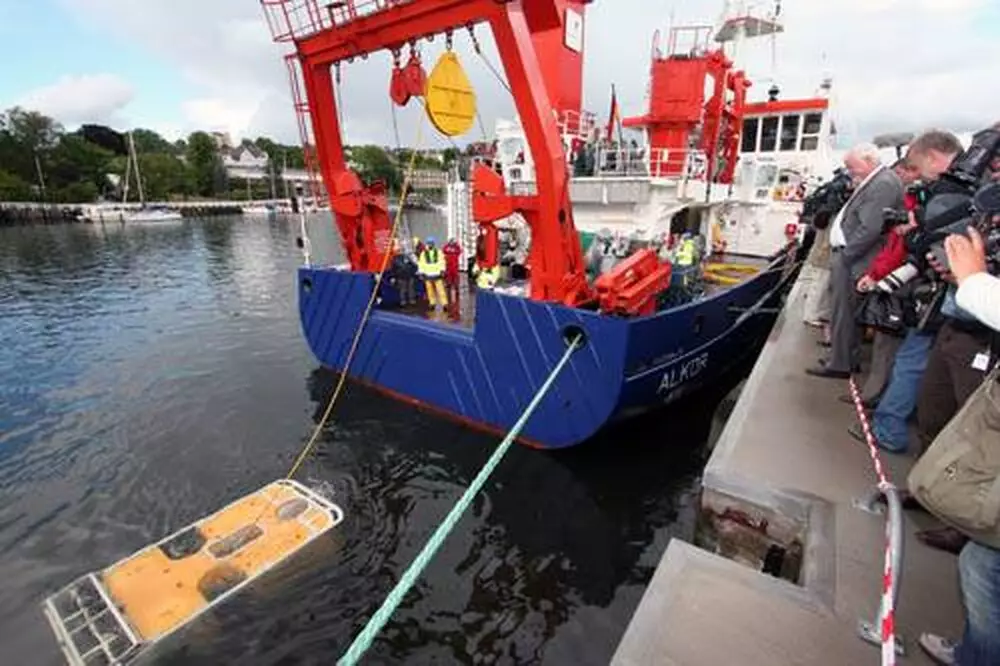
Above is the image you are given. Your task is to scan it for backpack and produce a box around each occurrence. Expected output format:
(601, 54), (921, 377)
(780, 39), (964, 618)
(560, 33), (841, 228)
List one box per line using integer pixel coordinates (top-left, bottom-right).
(908, 364), (1000, 549)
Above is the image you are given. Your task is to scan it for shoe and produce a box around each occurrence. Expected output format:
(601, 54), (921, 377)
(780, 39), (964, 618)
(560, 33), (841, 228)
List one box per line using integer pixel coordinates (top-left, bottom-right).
(806, 366), (851, 379)
(838, 394), (877, 409)
(876, 490), (927, 512)
(917, 527), (968, 555)
(919, 633), (957, 666)
(848, 424), (904, 452)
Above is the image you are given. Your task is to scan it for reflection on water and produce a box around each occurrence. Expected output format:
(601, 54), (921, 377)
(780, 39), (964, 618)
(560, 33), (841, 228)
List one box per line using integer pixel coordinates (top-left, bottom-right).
(0, 214), (742, 665)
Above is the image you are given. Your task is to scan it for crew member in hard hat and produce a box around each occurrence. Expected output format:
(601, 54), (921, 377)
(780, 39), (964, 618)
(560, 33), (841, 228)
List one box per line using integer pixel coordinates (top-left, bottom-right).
(417, 236), (448, 314)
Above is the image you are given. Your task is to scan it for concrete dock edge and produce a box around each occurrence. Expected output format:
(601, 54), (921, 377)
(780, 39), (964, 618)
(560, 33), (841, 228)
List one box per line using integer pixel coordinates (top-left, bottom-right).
(612, 278), (964, 665)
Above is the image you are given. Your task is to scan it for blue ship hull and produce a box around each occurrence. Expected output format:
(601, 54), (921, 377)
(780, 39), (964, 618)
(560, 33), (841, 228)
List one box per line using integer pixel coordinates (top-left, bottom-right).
(299, 257), (795, 449)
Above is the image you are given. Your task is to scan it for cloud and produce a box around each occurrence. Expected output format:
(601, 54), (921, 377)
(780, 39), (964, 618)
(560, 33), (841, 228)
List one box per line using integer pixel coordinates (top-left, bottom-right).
(58, 0), (1000, 147)
(16, 73), (135, 127)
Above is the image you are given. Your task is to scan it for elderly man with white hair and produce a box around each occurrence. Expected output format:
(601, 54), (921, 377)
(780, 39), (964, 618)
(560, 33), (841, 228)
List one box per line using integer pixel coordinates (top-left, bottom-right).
(807, 143), (904, 378)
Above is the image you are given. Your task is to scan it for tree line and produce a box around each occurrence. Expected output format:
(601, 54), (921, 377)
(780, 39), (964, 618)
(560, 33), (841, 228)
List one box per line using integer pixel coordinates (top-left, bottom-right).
(0, 106), (462, 204)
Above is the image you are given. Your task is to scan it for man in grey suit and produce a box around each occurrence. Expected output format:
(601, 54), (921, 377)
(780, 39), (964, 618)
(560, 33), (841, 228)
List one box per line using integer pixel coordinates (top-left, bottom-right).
(807, 144), (904, 378)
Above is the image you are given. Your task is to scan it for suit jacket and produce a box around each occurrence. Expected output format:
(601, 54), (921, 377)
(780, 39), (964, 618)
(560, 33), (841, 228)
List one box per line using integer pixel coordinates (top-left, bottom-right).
(837, 167), (904, 279)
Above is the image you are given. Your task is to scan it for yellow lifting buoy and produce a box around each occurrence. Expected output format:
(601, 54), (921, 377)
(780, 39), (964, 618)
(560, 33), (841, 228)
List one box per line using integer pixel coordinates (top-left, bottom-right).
(424, 51), (477, 137)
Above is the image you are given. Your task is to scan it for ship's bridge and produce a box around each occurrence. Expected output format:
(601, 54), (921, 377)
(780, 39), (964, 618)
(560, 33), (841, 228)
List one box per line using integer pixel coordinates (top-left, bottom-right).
(736, 95), (837, 188)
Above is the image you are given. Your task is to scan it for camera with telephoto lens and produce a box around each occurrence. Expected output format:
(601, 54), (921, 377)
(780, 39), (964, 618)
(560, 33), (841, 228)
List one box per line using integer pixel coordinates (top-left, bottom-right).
(800, 167), (853, 230)
(876, 127), (1000, 294)
(882, 183), (931, 229)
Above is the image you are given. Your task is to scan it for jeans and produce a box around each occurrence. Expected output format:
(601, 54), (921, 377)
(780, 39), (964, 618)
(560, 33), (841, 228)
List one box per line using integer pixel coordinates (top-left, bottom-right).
(871, 329), (933, 451)
(957, 541), (1000, 665)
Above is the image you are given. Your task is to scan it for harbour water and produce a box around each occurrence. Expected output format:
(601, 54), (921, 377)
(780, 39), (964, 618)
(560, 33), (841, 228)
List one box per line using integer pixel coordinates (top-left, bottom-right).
(0, 214), (744, 665)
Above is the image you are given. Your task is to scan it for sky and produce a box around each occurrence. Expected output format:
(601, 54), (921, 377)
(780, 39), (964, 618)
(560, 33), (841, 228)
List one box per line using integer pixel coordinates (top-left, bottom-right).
(1, 0), (998, 149)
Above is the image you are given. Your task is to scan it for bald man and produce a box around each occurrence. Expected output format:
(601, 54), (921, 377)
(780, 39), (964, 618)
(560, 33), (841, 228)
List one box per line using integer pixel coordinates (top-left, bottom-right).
(807, 143), (904, 378)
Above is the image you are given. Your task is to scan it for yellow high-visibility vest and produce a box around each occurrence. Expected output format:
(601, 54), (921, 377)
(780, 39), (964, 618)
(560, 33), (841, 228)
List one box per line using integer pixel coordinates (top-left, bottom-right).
(418, 248), (445, 277)
(676, 239), (696, 267)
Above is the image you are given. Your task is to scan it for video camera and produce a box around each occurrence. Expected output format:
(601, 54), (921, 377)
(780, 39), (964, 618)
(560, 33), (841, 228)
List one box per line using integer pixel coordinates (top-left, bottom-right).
(877, 127), (1000, 293)
(800, 167), (853, 230)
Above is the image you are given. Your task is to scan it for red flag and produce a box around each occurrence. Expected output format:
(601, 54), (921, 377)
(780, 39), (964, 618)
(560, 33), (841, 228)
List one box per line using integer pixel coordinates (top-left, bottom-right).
(606, 84), (620, 141)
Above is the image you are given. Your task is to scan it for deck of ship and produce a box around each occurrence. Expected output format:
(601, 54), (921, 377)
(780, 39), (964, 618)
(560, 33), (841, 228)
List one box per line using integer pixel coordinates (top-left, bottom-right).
(612, 278), (964, 666)
(380, 253), (775, 329)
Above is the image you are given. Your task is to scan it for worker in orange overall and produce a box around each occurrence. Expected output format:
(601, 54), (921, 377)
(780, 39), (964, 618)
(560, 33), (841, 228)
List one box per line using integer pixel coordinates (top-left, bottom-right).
(417, 236), (448, 314)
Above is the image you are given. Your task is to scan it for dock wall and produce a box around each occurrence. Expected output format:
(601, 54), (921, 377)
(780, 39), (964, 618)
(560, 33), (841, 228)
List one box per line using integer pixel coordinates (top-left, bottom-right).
(612, 279), (964, 665)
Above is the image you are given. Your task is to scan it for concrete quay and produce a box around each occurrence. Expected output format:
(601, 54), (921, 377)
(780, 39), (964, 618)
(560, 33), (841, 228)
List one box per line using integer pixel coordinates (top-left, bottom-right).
(613, 280), (964, 665)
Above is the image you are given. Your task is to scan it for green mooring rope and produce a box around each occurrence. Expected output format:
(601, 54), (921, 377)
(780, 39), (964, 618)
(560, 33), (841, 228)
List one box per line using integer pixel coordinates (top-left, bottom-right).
(337, 335), (583, 666)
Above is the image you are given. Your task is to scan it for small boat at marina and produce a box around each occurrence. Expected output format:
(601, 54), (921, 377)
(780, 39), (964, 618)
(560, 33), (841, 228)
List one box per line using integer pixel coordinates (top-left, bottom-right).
(119, 131), (183, 223)
(121, 205), (184, 224)
(261, 0), (819, 450)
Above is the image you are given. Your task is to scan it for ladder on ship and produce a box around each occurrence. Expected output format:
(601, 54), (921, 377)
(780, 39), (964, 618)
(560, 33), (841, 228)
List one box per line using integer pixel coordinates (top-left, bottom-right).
(446, 171), (475, 263)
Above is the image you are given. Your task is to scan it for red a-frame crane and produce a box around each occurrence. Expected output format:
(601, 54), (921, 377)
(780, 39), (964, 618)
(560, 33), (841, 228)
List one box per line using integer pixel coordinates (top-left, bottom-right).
(261, 0), (593, 306)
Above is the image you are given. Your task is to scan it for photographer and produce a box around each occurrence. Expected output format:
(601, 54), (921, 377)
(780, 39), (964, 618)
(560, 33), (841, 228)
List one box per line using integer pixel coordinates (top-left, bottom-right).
(850, 158), (923, 407)
(917, 220), (1000, 666)
(950, 226), (1000, 331)
(850, 134), (964, 451)
(915, 143), (1000, 456)
(801, 171), (852, 330)
(807, 144), (903, 379)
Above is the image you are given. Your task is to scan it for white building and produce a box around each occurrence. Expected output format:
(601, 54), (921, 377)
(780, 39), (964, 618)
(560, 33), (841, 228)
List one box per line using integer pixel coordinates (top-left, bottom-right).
(222, 144), (271, 180)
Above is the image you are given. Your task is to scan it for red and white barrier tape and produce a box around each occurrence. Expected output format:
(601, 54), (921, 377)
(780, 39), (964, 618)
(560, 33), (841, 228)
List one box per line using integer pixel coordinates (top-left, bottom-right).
(848, 378), (898, 666)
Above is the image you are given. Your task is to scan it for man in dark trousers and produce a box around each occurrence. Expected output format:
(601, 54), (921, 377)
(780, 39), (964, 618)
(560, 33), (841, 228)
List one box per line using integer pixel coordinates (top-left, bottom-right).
(807, 143), (904, 379)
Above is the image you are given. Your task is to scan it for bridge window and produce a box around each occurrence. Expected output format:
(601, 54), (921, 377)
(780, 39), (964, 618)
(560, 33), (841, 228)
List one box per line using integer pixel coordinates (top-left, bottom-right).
(800, 112), (823, 151)
(741, 118), (759, 153)
(779, 115), (800, 151)
(759, 116), (779, 152)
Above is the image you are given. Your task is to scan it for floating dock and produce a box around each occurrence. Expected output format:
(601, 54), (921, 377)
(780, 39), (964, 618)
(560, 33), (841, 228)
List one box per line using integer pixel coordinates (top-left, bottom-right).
(43, 480), (343, 666)
(613, 280), (964, 665)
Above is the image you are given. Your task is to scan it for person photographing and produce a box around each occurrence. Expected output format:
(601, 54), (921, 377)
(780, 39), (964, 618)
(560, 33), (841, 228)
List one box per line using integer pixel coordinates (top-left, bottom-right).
(914, 216), (1000, 666)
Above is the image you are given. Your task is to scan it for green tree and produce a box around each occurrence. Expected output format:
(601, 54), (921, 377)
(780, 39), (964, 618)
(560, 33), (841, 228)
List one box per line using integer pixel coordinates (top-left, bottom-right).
(132, 128), (176, 156)
(47, 134), (114, 201)
(0, 169), (31, 201)
(186, 131), (222, 197)
(77, 124), (127, 155)
(351, 144), (400, 192)
(0, 107), (62, 189)
(138, 153), (194, 201)
(253, 136), (284, 176)
(441, 147), (459, 171)
(285, 144), (306, 169)
(56, 181), (99, 204)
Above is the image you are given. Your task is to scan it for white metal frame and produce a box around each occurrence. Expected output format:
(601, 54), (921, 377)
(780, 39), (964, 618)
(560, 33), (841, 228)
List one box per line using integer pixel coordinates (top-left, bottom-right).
(42, 479), (344, 666)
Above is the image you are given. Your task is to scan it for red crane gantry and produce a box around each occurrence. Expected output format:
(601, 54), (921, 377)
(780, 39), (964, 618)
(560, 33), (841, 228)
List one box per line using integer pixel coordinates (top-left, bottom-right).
(261, 0), (593, 306)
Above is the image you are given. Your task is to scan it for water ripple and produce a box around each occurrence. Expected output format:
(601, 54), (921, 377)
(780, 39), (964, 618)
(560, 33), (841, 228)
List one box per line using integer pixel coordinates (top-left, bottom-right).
(0, 215), (738, 666)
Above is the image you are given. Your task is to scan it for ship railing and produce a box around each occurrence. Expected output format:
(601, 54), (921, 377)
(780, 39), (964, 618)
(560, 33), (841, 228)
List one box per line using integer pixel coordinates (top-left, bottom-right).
(261, 0), (326, 42)
(261, 0), (416, 43)
(590, 147), (708, 180)
(664, 24), (714, 58)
